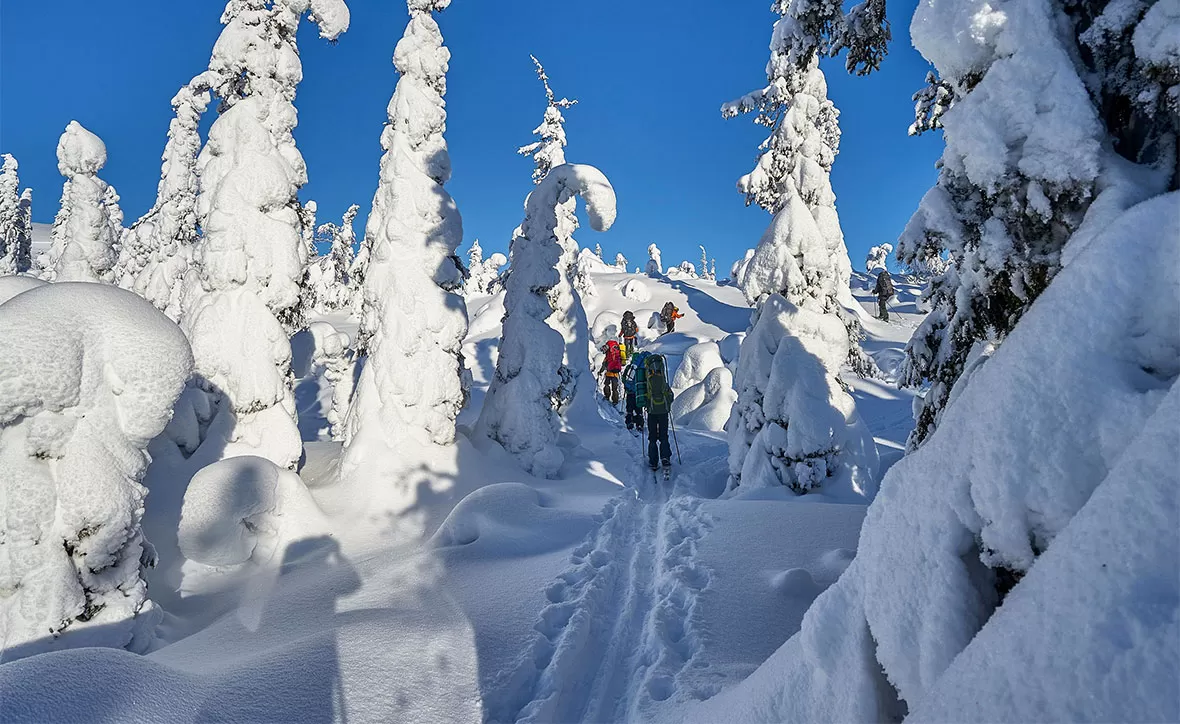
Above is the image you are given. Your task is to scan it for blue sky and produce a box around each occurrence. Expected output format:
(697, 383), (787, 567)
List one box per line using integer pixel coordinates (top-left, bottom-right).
(0, 1), (942, 274)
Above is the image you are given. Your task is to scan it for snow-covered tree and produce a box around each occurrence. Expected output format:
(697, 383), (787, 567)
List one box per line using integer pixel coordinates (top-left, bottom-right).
(180, 0), (349, 469)
(41, 122), (123, 283)
(670, 260), (698, 278)
(699, 244), (713, 280)
(119, 79), (214, 319)
(476, 164), (616, 478)
(321, 203), (357, 304)
(710, 258), (716, 280)
(865, 243), (892, 273)
(340, 0), (467, 487)
(645, 242), (662, 276)
(594, 242), (603, 259)
(0, 154), (30, 275)
(346, 229), (371, 313)
(0, 284), (192, 657)
(898, 0), (1178, 450)
(614, 251), (627, 270)
(723, 3), (879, 378)
(466, 239), (507, 296)
(516, 56), (594, 414)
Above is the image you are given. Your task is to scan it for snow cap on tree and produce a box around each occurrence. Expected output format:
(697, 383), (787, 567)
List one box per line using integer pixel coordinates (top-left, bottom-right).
(476, 164), (616, 478)
(340, 0), (468, 495)
(615, 251), (627, 270)
(43, 122), (123, 283)
(866, 243), (892, 273)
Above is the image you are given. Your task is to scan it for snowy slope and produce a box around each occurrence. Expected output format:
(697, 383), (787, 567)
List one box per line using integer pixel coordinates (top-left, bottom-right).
(0, 263), (928, 722)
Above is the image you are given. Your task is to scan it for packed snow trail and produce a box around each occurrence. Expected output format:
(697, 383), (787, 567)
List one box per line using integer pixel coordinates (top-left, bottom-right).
(488, 400), (713, 723)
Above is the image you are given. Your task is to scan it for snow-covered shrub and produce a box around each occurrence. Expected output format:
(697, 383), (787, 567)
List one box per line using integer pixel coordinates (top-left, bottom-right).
(0, 284), (193, 657)
(671, 366), (737, 432)
(181, 0), (348, 469)
(865, 243), (891, 273)
(726, 294), (878, 499)
(645, 243), (662, 276)
(341, 0), (467, 492)
(0, 275), (47, 306)
(41, 122), (123, 283)
(672, 340), (724, 390)
(898, 0), (1177, 450)
(618, 278), (650, 303)
(178, 456), (328, 571)
(476, 164), (616, 478)
(125, 80), (213, 319)
(0, 154), (32, 275)
(667, 260), (698, 279)
(689, 191), (1180, 724)
(614, 252), (627, 270)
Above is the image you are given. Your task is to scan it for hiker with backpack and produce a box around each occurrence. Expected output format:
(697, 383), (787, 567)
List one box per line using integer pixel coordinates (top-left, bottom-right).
(599, 339), (624, 405)
(873, 270), (895, 321)
(620, 310), (639, 353)
(639, 353), (675, 474)
(621, 350), (648, 434)
(660, 301), (684, 335)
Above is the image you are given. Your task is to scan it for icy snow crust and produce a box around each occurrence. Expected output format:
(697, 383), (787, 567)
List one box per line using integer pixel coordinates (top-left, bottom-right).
(0, 284), (193, 657)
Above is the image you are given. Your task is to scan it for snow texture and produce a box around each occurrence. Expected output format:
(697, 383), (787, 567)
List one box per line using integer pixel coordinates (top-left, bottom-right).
(0, 275), (47, 307)
(0, 284), (192, 658)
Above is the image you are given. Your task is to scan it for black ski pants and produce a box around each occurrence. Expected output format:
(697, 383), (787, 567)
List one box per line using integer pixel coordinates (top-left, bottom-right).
(603, 375), (620, 405)
(648, 412), (671, 467)
(625, 392), (644, 431)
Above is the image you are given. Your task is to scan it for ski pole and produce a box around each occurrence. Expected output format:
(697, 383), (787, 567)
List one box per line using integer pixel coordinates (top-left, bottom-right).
(669, 412), (683, 465)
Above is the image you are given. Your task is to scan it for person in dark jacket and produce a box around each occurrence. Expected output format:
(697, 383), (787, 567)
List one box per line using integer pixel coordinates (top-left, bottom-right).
(641, 353), (675, 470)
(659, 301), (684, 334)
(873, 270), (895, 321)
(621, 352), (648, 433)
(620, 310), (639, 353)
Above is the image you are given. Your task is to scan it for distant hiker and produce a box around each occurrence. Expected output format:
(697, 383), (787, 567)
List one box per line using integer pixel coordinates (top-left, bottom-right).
(600, 340), (623, 405)
(622, 351), (649, 433)
(640, 353), (675, 471)
(620, 310), (639, 352)
(659, 301), (684, 334)
(873, 270), (895, 321)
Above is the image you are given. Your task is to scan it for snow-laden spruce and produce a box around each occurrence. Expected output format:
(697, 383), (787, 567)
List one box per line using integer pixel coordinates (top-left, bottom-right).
(179, 0), (348, 469)
(41, 122), (124, 283)
(303, 204), (358, 312)
(515, 56), (599, 415)
(0, 284), (192, 659)
(645, 242), (662, 276)
(341, 0), (468, 492)
(476, 164), (616, 478)
(465, 239), (507, 296)
(723, 1), (880, 378)
(898, 0), (1178, 450)
(614, 251), (627, 271)
(122, 79), (213, 319)
(0, 154), (33, 275)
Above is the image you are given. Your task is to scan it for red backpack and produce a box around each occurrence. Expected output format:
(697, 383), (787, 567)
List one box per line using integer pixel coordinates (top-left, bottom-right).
(605, 341), (623, 373)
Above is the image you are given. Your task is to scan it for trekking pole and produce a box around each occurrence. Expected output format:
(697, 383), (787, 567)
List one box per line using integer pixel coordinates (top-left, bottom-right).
(669, 413), (683, 465)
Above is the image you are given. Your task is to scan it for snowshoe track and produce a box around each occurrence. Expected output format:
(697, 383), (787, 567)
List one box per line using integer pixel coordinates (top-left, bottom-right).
(489, 402), (713, 723)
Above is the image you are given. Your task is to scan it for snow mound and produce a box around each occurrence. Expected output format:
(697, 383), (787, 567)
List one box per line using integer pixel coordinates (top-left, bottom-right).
(429, 483), (596, 556)
(672, 366), (737, 431)
(0, 283), (193, 657)
(591, 310), (622, 345)
(0, 275), (47, 306)
(671, 340), (724, 390)
(179, 456), (328, 568)
(618, 278), (651, 303)
(687, 191), (1180, 723)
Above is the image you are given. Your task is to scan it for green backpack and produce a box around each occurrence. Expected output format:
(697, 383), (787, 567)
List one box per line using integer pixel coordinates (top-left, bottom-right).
(644, 353), (671, 414)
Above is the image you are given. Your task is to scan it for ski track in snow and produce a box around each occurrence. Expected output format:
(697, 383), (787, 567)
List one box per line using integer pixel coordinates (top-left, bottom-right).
(489, 400), (714, 724)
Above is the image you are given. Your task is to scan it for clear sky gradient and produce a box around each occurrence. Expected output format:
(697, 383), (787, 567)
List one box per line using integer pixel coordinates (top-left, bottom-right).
(0, 1), (943, 274)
